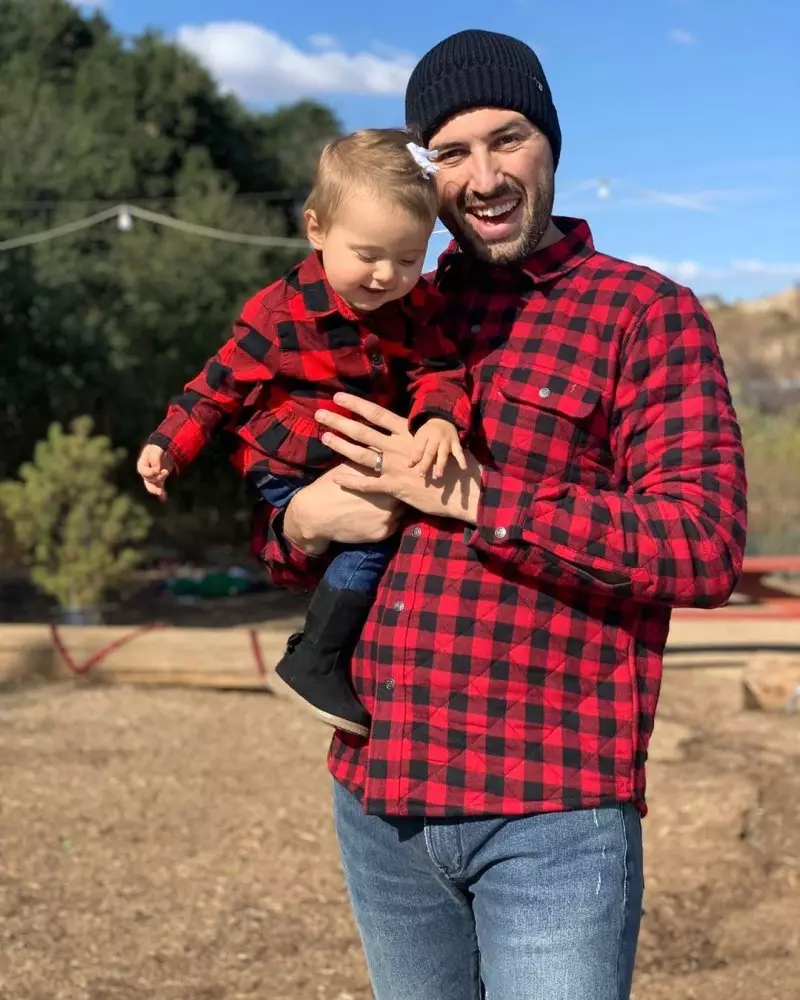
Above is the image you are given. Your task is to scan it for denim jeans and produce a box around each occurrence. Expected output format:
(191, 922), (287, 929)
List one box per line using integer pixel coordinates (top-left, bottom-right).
(253, 472), (394, 595)
(333, 779), (643, 1000)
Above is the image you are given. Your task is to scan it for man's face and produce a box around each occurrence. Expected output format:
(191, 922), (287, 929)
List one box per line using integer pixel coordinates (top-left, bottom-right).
(428, 108), (555, 265)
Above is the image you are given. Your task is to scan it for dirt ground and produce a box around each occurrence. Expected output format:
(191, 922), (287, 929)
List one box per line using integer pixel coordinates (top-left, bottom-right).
(1, 654), (799, 999)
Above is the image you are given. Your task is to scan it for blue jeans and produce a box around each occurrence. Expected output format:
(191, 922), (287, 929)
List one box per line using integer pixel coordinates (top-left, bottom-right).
(254, 473), (393, 594)
(333, 780), (643, 1000)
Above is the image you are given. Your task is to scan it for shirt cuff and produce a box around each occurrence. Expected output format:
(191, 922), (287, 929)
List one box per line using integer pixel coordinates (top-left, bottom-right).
(147, 432), (191, 473)
(467, 467), (642, 594)
(263, 506), (329, 590)
(466, 466), (533, 564)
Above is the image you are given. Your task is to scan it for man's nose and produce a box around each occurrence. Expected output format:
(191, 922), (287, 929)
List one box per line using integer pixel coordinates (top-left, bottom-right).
(467, 149), (504, 196)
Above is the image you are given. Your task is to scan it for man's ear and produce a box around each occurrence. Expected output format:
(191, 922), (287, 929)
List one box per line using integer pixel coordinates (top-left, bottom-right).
(305, 209), (325, 250)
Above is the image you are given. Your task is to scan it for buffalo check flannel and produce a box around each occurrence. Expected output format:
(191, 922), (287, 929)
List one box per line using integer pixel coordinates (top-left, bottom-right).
(255, 217), (747, 818)
(148, 251), (472, 478)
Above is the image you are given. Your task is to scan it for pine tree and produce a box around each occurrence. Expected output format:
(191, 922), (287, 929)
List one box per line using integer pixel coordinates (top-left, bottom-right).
(0, 417), (151, 614)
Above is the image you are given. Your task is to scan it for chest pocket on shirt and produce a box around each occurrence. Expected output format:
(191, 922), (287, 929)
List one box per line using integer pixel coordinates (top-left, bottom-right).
(479, 364), (602, 484)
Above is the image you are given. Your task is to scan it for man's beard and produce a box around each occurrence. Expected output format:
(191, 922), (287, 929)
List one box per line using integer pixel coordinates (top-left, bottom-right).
(442, 175), (555, 265)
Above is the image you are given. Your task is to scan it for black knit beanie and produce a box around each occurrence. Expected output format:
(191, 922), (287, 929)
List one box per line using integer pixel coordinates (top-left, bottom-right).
(405, 29), (562, 169)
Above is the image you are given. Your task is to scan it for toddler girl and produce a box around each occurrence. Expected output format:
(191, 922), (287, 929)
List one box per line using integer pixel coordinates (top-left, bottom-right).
(138, 129), (471, 737)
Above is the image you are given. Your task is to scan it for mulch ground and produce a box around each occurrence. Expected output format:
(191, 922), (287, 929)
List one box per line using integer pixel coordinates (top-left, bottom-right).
(0, 612), (798, 999)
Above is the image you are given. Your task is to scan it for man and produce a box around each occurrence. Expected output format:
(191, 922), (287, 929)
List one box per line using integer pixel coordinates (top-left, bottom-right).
(255, 29), (747, 1000)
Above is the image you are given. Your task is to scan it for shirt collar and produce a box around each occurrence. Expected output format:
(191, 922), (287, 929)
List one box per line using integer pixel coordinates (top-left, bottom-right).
(288, 249), (440, 324)
(288, 250), (359, 320)
(435, 216), (596, 288)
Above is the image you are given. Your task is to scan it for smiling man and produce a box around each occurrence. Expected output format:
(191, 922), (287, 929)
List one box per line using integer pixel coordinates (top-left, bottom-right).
(255, 29), (747, 1000)
(426, 117), (557, 264)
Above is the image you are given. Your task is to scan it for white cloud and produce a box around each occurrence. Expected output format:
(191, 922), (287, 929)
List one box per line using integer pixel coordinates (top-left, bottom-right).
(635, 187), (715, 212)
(668, 29), (698, 45)
(177, 22), (415, 100)
(370, 42), (415, 61)
(630, 256), (706, 281)
(308, 34), (339, 51)
(629, 255), (800, 282)
(633, 185), (770, 213)
(729, 259), (800, 278)
(557, 178), (772, 215)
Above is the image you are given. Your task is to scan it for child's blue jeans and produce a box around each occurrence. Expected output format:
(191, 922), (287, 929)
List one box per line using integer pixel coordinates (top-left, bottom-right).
(253, 473), (395, 595)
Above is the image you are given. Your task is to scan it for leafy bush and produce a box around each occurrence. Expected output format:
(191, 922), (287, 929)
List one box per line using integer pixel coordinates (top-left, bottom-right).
(0, 417), (151, 612)
(737, 405), (800, 553)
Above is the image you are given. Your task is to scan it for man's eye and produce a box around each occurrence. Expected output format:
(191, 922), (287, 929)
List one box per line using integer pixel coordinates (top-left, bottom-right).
(497, 133), (522, 147)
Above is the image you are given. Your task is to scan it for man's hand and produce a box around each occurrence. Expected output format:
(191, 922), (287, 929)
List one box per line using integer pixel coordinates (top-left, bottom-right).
(316, 393), (482, 525)
(136, 444), (175, 501)
(283, 465), (404, 556)
(410, 417), (467, 479)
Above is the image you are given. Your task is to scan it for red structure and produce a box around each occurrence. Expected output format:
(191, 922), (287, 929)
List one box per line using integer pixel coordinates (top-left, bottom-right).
(673, 555), (800, 619)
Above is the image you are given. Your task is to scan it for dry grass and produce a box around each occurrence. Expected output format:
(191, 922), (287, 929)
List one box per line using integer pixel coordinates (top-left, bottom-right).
(0, 662), (798, 1000)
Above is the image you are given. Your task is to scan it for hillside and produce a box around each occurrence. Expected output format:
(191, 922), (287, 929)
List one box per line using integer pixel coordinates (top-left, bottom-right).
(703, 286), (800, 406)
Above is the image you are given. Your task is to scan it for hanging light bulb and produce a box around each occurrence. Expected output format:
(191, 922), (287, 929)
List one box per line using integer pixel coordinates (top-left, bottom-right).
(117, 206), (133, 232)
(596, 178), (611, 200)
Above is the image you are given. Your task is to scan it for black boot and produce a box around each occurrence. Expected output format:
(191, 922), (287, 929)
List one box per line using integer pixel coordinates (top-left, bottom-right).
(274, 580), (372, 737)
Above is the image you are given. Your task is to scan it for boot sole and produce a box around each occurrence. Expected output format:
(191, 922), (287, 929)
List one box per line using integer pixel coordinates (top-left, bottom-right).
(271, 670), (370, 739)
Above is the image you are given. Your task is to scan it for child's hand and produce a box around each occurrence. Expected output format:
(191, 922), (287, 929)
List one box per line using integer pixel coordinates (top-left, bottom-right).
(409, 418), (467, 480)
(136, 444), (175, 501)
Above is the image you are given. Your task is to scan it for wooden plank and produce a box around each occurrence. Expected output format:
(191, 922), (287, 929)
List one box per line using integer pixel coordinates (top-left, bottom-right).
(740, 555), (800, 573)
(0, 646), (767, 678)
(0, 636), (294, 670)
(667, 616), (800, 645)
(663, 650), (753, 669)
(0, 621), (303, 687)
(78, 669), (272, 690)
(0, 621), (304, 649)
(0, 641), (291, 675)
(1, 613), (799, 690)
(672, 603), (800, 619)
(0, 625), (52, 650)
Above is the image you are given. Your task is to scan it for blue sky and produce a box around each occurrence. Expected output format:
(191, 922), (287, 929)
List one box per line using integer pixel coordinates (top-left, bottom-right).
(82, 0), (799, 301)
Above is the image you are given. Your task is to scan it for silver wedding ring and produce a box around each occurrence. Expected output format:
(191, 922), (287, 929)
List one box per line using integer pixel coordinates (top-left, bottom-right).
(373, 450), (384, 474)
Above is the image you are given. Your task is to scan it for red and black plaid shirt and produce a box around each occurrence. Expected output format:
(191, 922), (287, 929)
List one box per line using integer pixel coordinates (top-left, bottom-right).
(255, 218), (747, 818)
(148, 251), (471, 478)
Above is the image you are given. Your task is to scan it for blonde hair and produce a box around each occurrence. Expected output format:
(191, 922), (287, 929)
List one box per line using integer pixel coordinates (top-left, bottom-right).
(305, 128), (439, 232)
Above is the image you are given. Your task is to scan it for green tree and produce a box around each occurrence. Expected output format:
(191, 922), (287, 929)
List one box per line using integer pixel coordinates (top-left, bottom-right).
(737, 405), (800, 553)
(0, 417), (151, 613)
(0, 0), (340, 549)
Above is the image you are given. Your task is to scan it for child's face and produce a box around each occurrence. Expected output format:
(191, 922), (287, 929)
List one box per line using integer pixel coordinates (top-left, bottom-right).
(307, 192), (433, 313)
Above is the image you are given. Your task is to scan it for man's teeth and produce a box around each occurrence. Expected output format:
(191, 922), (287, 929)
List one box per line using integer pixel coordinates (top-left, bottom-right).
(470, 201), (519, 218)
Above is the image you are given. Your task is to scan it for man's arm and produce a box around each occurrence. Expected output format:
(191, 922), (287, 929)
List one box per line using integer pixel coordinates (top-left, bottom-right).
(148, 295), (281, 471)
(253, 467), (405, 591)
(467, 288), (747, 607)
(317, 287), (746, 609)
(251, 502), (331, 592)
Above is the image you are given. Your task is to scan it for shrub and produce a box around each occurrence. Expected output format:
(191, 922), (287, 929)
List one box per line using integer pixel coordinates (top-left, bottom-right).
(0, 417), (151, 613)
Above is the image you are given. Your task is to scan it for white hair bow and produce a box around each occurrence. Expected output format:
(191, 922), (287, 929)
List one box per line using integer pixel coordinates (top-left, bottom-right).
(406, 142), (439, 178)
